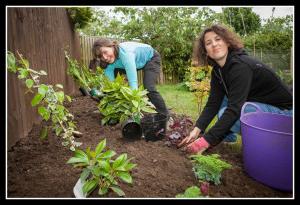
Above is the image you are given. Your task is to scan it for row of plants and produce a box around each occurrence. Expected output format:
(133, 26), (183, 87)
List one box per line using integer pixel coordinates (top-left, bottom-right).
(7, 51), (137, 197)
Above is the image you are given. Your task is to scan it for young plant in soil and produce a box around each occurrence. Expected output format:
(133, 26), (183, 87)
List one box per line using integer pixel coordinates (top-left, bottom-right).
(189, 153), (232, 185)
(7, 51), (82, 151)
(65, 51), (105, 98)
(165, 115), (194, 146)
(98, 74), (157, 125)
(67, 139), (137, 197)
(175, 186), (203, 198)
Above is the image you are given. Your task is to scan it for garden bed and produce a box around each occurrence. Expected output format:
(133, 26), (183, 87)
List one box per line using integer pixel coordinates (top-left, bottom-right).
(7, 94), (293, 198)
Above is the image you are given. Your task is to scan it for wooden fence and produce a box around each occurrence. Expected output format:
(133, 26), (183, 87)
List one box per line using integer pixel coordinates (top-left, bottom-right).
(79, 35), (180, 85)
(7, 7), (81, 148)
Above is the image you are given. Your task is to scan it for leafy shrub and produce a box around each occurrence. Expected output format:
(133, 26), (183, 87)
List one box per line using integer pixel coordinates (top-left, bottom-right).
(67, 139), (136, 197)
(98, 74), (157, 125)
(190, 154), (232, 185)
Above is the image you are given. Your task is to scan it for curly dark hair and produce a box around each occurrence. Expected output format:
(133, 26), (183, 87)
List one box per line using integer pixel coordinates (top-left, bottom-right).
(192, 24), (244, 67)
(91, 38), (119, 68)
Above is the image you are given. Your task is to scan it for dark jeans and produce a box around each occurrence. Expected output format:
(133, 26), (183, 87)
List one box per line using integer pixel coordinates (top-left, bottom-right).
(142, 51), (169, 116)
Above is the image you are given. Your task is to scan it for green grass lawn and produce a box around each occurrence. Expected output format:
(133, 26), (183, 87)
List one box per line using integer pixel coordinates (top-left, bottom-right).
(157, 84), (199, 121)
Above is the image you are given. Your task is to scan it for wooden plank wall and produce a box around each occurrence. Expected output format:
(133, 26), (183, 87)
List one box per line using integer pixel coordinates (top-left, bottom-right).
(7, 7), (81, 148)
(79, 35), (179, 85)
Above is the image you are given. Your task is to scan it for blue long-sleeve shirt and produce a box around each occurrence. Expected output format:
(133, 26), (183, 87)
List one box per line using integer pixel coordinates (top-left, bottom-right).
(104, 42), (154, 89)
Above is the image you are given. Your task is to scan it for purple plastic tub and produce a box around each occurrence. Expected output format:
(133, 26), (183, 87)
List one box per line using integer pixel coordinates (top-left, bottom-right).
(240, 102), (293, 191)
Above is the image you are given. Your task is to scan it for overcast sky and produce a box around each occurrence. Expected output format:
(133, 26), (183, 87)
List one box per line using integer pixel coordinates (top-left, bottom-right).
(98, 6), (294, 21)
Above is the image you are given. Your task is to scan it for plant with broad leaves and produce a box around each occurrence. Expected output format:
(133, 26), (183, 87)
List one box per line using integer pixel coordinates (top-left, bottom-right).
(189, 153), (232, 185)
(7, 51), (82, 151)
(67, 139), (136, 197)
(175, 186), (203, 198)
(98, 74), (157, 125)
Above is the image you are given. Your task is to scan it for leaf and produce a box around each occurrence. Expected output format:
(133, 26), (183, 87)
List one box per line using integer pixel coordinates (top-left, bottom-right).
(132, 100), (139, 108)
(66, 95), (72, 102)
(39, 70), (47, 75)
(67, 150), (89, 165)
(82, 179), (98, 195)
(97, 150), (116, 160)
(113, 154), (127, 169)
(98, 187), (109, 195)
(110, 186), (125, 196)
(124, 162), (137, 171)
(39, 126), (48, 140)
(55, 91), (65, 103)
(31, 93), (43, 106)
(116, 171), (132, 184)
(141, 106), (157, 113)
(95, 139), (106, 157)
(55, 84), (63, 89)
(38, 106), (50, 121)
(25, 79), (34, 89)
(7, 51), (17, 73)
(38, 84), (49, 96)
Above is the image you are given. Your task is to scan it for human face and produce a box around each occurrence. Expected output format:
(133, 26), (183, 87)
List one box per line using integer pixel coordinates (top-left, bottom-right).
(99, 46), (116, 64)
(204, 31), (229, 67)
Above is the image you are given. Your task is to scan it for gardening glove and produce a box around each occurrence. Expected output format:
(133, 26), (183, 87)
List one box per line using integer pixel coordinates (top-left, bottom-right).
(185, 136), (210, 154)
(177, 127), (201, 148)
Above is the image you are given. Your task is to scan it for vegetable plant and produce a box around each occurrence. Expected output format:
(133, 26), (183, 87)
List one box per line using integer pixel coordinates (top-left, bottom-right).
(189, 153), (232, 185)
(175, 186), (203, 198)
(7, 51), (82, 151)
(98, 74), (157, 125)
(67, 139), (136, 197)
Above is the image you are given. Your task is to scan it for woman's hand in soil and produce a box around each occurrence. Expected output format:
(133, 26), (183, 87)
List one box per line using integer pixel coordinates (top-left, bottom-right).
(177, 127), (201, 148)
(185, 136), (210, 154)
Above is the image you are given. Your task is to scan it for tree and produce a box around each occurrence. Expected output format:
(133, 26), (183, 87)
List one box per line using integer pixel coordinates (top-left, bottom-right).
(222, 7), (261, 36)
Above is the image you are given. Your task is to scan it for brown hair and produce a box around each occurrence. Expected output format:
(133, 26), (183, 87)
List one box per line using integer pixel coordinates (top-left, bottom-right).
(192, 24), (244, 67)
(92, 38), (119, 68)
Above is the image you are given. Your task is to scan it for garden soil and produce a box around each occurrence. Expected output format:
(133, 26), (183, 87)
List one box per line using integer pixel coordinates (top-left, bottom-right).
(7, 94), (293, 198)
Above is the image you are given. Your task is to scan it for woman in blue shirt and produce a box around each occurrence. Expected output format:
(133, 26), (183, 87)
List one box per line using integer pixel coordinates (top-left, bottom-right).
(92, 38), (169, 116)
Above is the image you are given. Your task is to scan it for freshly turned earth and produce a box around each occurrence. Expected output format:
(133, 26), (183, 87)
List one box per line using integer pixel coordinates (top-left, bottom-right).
(7, 94), (293, 198)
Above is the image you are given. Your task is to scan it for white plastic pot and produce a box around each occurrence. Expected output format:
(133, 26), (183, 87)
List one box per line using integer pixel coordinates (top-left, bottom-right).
(73, 178), (87, 198)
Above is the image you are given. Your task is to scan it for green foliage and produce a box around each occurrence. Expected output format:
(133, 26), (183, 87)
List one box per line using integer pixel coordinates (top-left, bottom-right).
(98, 74), (157, 125)
(67, 139), (137, 197)
(67, 7), (93, 30)
(7, 51), (82, 151)
(79, 7), (292, 82)
(65, 51), (106, 96)
(176, 186), (203, 198)
(276, 69), (293, 86)
(222, 7), (261, 36)
(190, 154), (232, 185)
(183, 66), (211, 113)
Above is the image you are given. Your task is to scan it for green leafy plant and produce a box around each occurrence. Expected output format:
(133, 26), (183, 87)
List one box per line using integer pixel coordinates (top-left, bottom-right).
(184, 66), (211, 113)
(7, 51), (82, 151)
(175, 186), (203, 198)
(67, 139), (136, 197)
(98, 74), (157, 125)
(65, 52), (106, 97)
(190, 154), (232, 185)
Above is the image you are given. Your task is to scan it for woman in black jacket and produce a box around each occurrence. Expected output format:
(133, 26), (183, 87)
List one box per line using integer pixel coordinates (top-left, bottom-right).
(178, 24), (293, 153)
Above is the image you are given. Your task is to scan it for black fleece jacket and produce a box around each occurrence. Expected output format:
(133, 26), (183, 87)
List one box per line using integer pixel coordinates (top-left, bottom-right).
(196, 49), (292, 146)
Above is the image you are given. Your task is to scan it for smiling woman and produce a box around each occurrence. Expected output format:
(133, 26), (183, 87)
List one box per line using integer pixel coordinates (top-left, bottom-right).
(91, 38), (170, 117)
